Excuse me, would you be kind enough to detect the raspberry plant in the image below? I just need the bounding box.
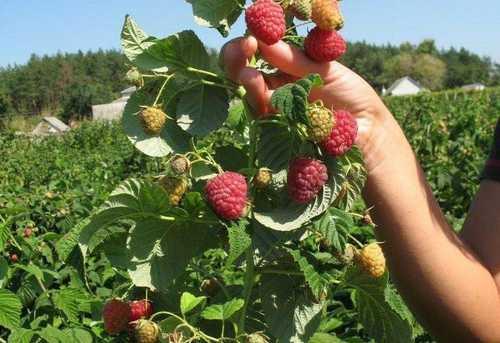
[75,1,421,342]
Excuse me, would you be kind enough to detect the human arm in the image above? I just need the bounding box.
[223,36,500,342]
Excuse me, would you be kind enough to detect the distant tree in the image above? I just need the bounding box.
[383,53,446,90]
[416,39,438,55]
[60,83,115,121]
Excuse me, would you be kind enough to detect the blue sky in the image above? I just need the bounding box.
[0,0,499,67]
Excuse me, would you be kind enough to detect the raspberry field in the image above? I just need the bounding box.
[1,1,499,341]
[1,86,498,342]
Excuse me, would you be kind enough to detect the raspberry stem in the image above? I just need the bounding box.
[153,74,175,107]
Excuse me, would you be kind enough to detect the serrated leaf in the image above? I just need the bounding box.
[333,148,367,211]
[180,292,206,315]
[201,298,244,321]
[309,333,342,343]
[120,15,168,72]
[226,220,251,266]
[62,328,93,343]
[254,158,342,231]
[185,0,245,37]
[288,249,329,300]
[0,220,9,252]
[176,84,229,137]
[130,223,219,292]
[0,289,22,330]
[384,286,424,338]
[261,274,323,342]
[52,288,87,323]
[55,218,90,261]
[79,179,175,255]
[38,326,68,343]
[345,267,412,343]
[257,122,298,172]
[0,257,7,288]
[271,74,323,124]
[147,30,211,72]
[8,328,36,343]
[123,88,191,157]
[16,264,44,281]
[314,207,353,253]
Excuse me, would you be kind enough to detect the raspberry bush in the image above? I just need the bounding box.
[0,1,433,342]
[73,1,423,342]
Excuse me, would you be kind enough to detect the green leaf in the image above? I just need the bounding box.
[176,84,230,137]
[159,316,183,334]
[260,274,323,342]
[384,286,424,338]
[226,220,251,266]
[37,326,68,343]
[344,267,413,343]
[180,292,206,315]
[313,207,353,253]
[0,289,22,330]
[123,88,191,157]
[254,158,342,231]
[271,74,323,124]
[148,30,211,72]
[62,328,94,343]
[129,222,219,292]
[52,288,87,323]
[185,0,245,37]
[8,328,36,343]
[0,256,8,288]
[16,264,44,281]
[79,179,175,255]
[120,15,168,72]
[257,122,299,173]
[333,148,367,211]
[309,333,343,343]
[288,249,329,301]
[201,298,244,321]
[55,218,90,261]
[0,219,9,251]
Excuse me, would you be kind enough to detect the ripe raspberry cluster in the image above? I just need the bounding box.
[245,0,347,63]
[102,298,154,336]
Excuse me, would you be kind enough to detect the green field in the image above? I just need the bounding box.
[0,87,498,342]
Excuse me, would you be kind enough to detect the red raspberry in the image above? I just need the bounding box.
[321,110,357,157]
[129,300,153,322]
[245,0,286,45]
[9,253,19,263]
[103,299,131,335]
[288,158,328,204]
[23,227,33,238]
[205,172,248,220]
[304,27,346,62]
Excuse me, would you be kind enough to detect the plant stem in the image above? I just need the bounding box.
[238,247,255,337]
[257,268,304,276]
[201,79,236,91]
[153,74,174,107]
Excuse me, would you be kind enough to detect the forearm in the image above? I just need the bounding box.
[361,108,500,342]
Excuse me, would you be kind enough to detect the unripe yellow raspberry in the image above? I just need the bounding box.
[134,319,160,343]
[307,102,334,143]
[139,106,167,135]
[290,0,312,20]
[159,176,188,206]
[253,168,273,189]
[311,0,344,30]
[355,243,386,278]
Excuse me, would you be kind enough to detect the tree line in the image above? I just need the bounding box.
[341,39,500,92]
[0,40,498,121]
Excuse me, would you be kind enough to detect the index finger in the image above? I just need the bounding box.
[221,36,258,83]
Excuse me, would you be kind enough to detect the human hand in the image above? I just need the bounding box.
[222,36,393,162]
